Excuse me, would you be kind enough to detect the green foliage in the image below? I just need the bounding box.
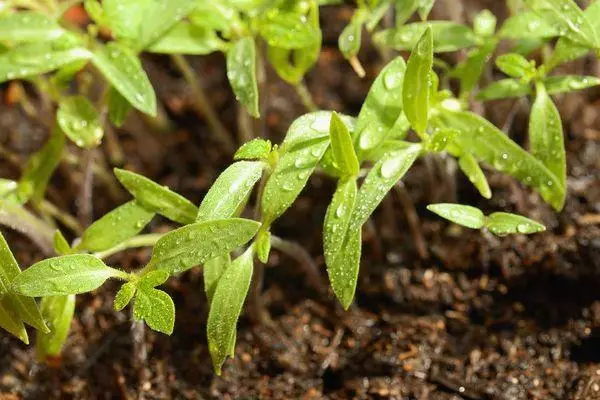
[12,255,127,297]
[0,0,587,374]
[35,295,75,360]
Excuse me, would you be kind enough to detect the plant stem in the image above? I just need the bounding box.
[37,199,83,235]
[394,182,429,260]
[0,201,55,255]
[93,233,164,260]
[78,148,95,227]
[294,80,318,112]
[171,54,235,152]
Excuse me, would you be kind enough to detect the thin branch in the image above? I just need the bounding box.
[394,182,429,260]
[93,233,164,260]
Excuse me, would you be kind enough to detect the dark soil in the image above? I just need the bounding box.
[1,1,600,399]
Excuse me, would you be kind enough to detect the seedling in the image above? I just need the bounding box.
[0,0,598,376]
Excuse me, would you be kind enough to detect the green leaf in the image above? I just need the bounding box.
[148,218,260,274]
[266,3,321,85]
[234,139,272,161]
[354,56,406,156]
[427,203,485,229]
[403,26,433,136]
[255,230,271,264]
[498,11,558,40]
[529,83,565,191]
[458,153,492,199]
[543,75,600,94]
[138,270,169,288]
[17,126,65,203]
[477,79,532,101]
[207,247,253,375]
[365,0,392,31]
[326,228,361,310]
[350,144,421,231]
[260,12,319,49]
[204,254,231,304]
[528,0,598,48]
[495,53,535,79]
[427,128,458,152]
[107,87,132,127]
[329,112,359,176]
[91,43,156,116]
[189,3,237,35]
[114,282,136,311]
[0,41,91,83]
[53,230,71,255]
[137,0,198,50]
[147,23,225,55]
[12,254,125,297]
[57,96,103,148]
[339,10,366,59]
[261,112,335,220]
[196,161,263,222]
[102,0,152,42]
[79,200,155,252]
[0,11,65,42]
[324,179,358,309]
[114,168,198,225]
[433,110,565,210]
[452,39,498,97]
[0,298,29,344]
[417,0,436,20]
[35,295,75,359]
[0,233,48,332]
[0,179,17,198]
[374,21,476,53]
[485,212,545,236]
[227,37,259,118]
[546,1,600,69]
[473,9,497,37]
[133,286,175,334]
[394,0,419,26]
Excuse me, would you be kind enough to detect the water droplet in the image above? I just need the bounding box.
[380,156,403,179]
[335,204,345,218]
[516,223,530,233]
[383,70,402,90]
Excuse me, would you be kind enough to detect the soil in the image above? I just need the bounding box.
[1,1,600,399]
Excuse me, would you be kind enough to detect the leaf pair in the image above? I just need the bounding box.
[427,203,545,236]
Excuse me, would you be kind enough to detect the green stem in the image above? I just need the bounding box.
[294,80,318,112]
[93,233,164,260]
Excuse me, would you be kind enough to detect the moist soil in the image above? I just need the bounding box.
[1,2,600,399]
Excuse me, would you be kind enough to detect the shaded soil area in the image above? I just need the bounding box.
[1,1,600,399]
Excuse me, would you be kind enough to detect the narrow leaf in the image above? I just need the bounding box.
[207,247,253,374]
[227,37,259,118]
[543,75,600,94]
[473,9,497,37]
[458,153,492,199]
[57,96,103,148]
[0,298,29,344]
[137,0,198,50]
[485,212,546,236]
[0,11,65,42]
[234,139,272,161]
[498,11,558,40]
[354,56,406,156]
[91,43,156,116]
[529,83,566,190]
[495,53,534,78]
[339,10,365,59]
[114,282,136,311]
[79,200,155,252]
[427,203,485,229]
[204,254,231,304]
[35,295,75,360]
[528,0,597,48]
[53,230,71,255]
[329,112,359,176]
[138,270,169,288]
[477,78,532,101]
[107,87,132,127]
[12,255,124,297]
[327,228,361,310]
[196,161,263,222]
[403,26,433,136]
[133,287,175,334]
[260,12,319,49]
[114,168,197,225]
[147,23,225,55]
[148,218,260,274]
[102,0,152,42]
[374,21,476,53]
[0,233,48,332]
[255,230,271,264]
[434,110,565,210]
